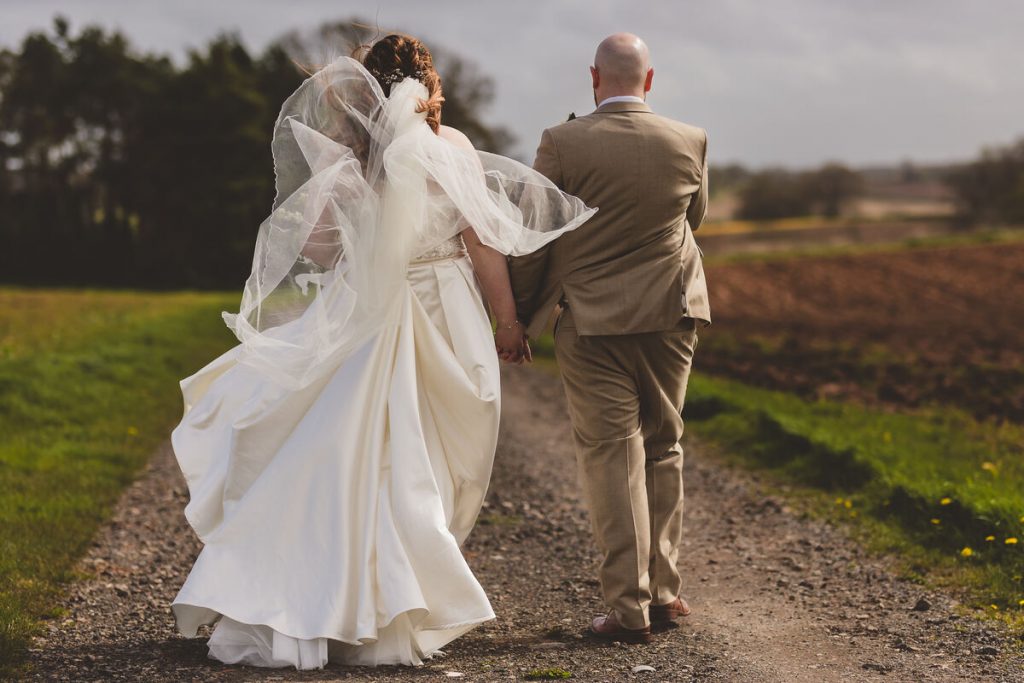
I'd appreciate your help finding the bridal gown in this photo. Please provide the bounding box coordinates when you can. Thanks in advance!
[168,57,594,669]
[172,236,501,668]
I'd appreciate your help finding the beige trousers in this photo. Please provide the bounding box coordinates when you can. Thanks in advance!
[554,307,697,630]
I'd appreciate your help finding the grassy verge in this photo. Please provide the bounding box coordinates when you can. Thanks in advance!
[0,287,238,676]
[702,225,1024,265]
[531,339,1024,623]
[684,374,1024,621]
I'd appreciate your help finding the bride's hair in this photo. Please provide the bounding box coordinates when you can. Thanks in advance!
[359,34,444,134]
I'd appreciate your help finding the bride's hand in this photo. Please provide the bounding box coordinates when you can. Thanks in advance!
[495,322,527,365]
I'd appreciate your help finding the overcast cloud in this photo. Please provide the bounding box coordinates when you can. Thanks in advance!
[2,0,1021,166]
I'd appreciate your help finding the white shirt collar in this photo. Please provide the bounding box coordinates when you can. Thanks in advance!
[597,95,647,108]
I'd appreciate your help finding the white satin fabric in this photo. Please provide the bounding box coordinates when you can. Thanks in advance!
[168,57,595,670]
[171,251,501,668]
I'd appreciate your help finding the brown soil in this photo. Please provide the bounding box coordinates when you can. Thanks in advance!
[701,241,1024,421]
[25,365,1024,682]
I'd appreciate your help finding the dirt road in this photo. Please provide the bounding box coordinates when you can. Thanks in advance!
[26,365,1024,681]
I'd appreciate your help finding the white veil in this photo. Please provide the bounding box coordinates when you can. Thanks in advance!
[222,56,595,389]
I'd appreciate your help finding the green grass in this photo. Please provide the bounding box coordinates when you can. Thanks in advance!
[683,374,1024,619]
[525,668,573,680]
[0,287,238,676]
[702,225,1024,265]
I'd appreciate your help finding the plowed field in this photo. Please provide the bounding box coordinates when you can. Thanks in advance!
[701,241,1024,421]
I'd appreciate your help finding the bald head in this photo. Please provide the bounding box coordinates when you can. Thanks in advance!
[592,33,652,99]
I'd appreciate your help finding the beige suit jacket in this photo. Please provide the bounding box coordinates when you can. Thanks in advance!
[510,101,710,339]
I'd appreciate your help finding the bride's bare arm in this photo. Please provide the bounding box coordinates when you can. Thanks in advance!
[300,218,342,268]
[462,227,528,363]
[439,125,529,363]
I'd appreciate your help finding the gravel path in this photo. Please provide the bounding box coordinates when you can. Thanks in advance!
[26,365,1024,682]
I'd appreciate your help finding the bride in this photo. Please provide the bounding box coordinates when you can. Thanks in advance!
[168,34,595,669]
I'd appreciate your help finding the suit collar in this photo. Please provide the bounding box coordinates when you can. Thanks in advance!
[594,101,653,115]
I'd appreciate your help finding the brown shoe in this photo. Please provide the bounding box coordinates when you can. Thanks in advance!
[650,596,691,625]
[589,613,652,644]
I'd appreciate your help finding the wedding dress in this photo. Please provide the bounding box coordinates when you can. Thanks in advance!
[168,57,594,669]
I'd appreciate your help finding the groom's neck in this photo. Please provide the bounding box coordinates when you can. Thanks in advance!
[594,88,646,106]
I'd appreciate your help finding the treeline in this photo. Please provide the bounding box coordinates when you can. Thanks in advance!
[0,18,512,288]
[713,139,1024,226]
[949,138,1024,226]
[720,163,865,220]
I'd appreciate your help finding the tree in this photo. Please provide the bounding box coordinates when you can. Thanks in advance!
[0,16,517,288]
[735,163,864,221]
[736,169,812,220]
[801,162,863,218]
[708,163,749,198]
[948,139,1024,227]
[127,33,284,287]
[0,18,163,284]
[273,19,515,153]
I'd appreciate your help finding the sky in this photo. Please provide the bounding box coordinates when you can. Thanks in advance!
[2,0,1022,167]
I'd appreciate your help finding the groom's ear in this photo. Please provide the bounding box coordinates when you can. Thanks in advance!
[644,67,654,94]
[590,65,600,90]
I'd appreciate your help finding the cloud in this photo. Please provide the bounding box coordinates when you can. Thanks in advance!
[2,0,1022,166]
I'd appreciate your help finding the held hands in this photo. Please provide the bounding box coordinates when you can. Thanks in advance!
[495,321,533,365]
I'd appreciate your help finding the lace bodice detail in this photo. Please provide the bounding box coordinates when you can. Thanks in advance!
[411,235,466,263]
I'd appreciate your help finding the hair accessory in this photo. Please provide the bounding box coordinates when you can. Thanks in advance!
[376,67,428,87]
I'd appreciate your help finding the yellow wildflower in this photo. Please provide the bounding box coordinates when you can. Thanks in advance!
[126,426,139,436]
[981,462,998,474]
[960,547,973,557]
[940,497,952,506]
[883,431,892,443]
[1006,538,1019,545]
[844,499,853,509]
[931,518,941,525]
[990,604,999,610]
[985,535,995,542]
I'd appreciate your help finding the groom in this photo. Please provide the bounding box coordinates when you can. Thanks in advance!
[509,33,710,643]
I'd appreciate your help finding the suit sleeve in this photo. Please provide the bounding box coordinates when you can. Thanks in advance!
[686,130,709,231]
[508,128,562,326]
